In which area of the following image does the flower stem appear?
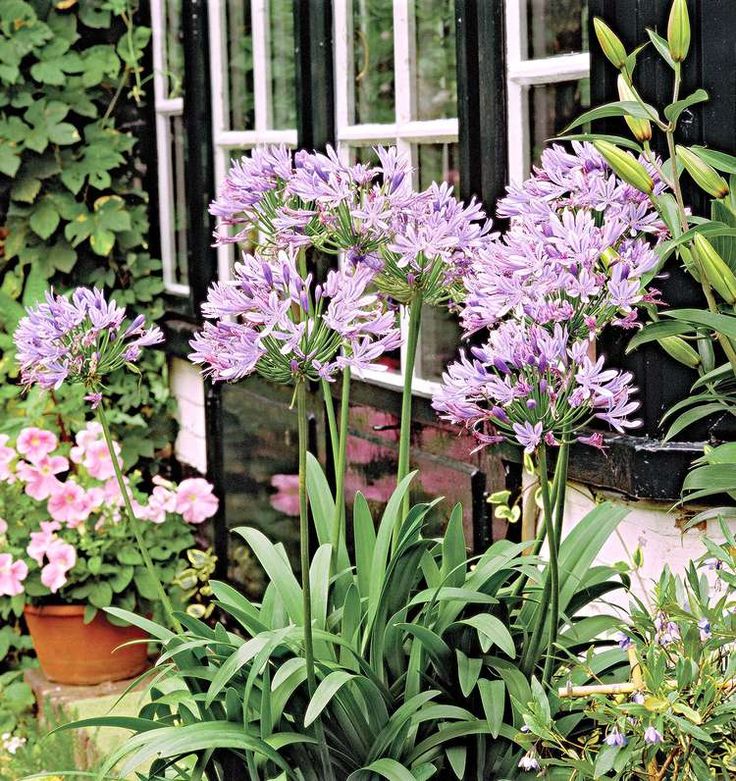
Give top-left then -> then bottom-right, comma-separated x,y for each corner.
321,379 -> 340,484
296,381 -> 333,779
96,402 -> 180,633
552,436 -> 570,547
521,445 -> 559,685
331,369 -> 350,564
396,299 -> 422,533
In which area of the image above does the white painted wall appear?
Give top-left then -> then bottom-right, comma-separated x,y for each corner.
169,357 -> 207,473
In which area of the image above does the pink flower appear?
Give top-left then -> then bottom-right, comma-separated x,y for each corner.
39,540 -> 76,593
16,427 -> 58,463
26,521 -> 61,565
0,435 -> 15,482
79,439 -> 119,481
175,478 -> 219,524
16,455 -> 69,500
47,481 -> 91,528
70,422 -> 104,463
0,553 -> 28,597
141,485 -> 177,524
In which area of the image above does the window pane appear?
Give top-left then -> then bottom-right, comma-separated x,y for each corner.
418,305 -> 461,382
170,115 -> 189,286
226,0 -> 255,130
526,0 -> 589,59
352,0 -> 395,124
528,77 -> 590,166
416,142 -> 459,190
267,0 -> 296,129
414,0 -> 456,120
165,0 -> 184,98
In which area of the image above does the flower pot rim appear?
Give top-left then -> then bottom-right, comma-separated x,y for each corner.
24,603 -> 87,617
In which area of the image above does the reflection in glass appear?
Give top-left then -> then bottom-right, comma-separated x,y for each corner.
528,78 -> 590,166
526,0 -> 588,59
165,0 -> 184,98
267,1 -> 296,129
417,142 -> 460,191
226,0 -> 255,130
352,0 -> 395,124
419,305 -> 461,382
170,115 -> 189,286
414,0 -> 457,120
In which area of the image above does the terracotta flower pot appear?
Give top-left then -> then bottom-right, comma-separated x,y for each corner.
24,604 -> 150,685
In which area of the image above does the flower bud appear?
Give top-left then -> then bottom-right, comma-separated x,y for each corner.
667,0 -> 691,63
676,146 -> 729,199
697,334 -> 716,373
693,233 -> 736,304
599,246 -> 619,268
593,18 -> 627,70
661,336 -> 700,368
593,141 -> 654,194
617,75 -> 652,142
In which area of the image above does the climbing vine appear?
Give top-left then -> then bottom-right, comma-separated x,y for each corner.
0,0 -> 176,466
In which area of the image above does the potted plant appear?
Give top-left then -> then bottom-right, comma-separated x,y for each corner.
0,423 -> 218,685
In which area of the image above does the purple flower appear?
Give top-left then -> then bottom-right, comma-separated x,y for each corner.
518,751 -> 540,771
190,249 -> 400,385
616,631 -> 633,650
654,613 -> 681,646
14,288 -> 162,394
513,421 -> 544,453
644,726 -> 663,745
698,617 -> 711,641
605,727 -> 627,748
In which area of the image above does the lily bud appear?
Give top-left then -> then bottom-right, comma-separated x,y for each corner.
676,145 -> 730,199
693,233 -> 736,304
593,140 -> 654,194
617,75 -> 652,142
667,0 -> 691,63
599,247 -> 619,268
593,18 -> 627,70
697,334 -> 715,373
661,336 -> 700,368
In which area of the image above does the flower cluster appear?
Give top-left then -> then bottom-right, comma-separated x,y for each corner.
209,145 -> 492,305
434,320 -> 640,451
14,288 -> 163,401
0,424 -> 218,603
434,143 -> 666,452
190,248 -> 402,384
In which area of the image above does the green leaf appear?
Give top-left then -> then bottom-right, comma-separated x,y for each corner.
88,581 -> 113,609
46,241 -> 77,273
664,88 -> 709,124
665,403 -> 727,441
10,174 -> 41,203
456,649 -> 482,697
347,759 -> 416,781
29,198 -> 59,239
691,145 -> 736,174
304,670 -> 355,727
478,678 -> 505,738
552,133 -> 643,152
664,309 -> 736,340
626,320 -> 692,351
90,226 -> 115,255
0,142 -> 21,176
562,100 -> 661,134
646,28 -> 676,68
459,614 -> 516,657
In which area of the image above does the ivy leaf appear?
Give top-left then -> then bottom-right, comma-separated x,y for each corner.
10,173 -> 41,202
46,240 -> 77,273
29,197 -> 60,239
0,141 -> 22,176
30,52 -> 84,85
24,99 -> 80,152
81,44 -> 120,87
78,0 -> 112,29
117,26 -> 151,67
90,227 -> 115,255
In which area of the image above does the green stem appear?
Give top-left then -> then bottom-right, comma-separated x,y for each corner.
552,437 -> 570,548
296,381 -> 333,780
396,299 -> 423,535
321,378 -> 339,483
96,402 -> 180,632
521,446 -> 559,684
331,369 -> 350,563
296,381 -> 317,694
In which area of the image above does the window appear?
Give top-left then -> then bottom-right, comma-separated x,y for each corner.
208,0 -> 298,282
333,0 -> 459,395
151,0 -> 189,296
505,0 -> 591,182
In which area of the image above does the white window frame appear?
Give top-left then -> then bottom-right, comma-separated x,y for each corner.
151,0 -> 189,297
505,1 -> 590,183
333,0 -> 458,398
208,0 -> 298,283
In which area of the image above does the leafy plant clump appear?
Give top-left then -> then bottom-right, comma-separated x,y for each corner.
0,0 -> 175,465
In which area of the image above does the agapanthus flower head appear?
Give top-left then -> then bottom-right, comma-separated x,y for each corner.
462,143 -> 666,339
190,248 -> 401,385
14,288 -> 163,399
432,320 -> 640,452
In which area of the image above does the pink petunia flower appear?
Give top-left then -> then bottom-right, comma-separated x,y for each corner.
0,553 -> 28,597
40,540 -> 76,593
175,478 -> 219,524
140,485 -> 177,524
80,439 -> 120,481
26,521 -> 62,565
16,455 -> 69,500
47,481 -> 91,528
70,421 -> 104,463
16,427 -> 58,464
0,435 -> 15,483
